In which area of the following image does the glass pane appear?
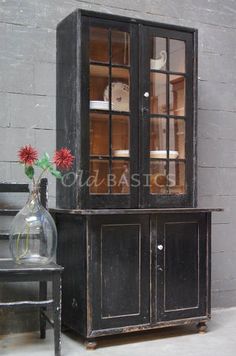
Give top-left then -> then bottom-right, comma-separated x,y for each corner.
89,27 -> 109,63
112,31 -> 130,65
89,160 -> 109,194
104,68 -> 130,112
90,65 -> 109,108
169,161 -> 185,194
169,75 -> 185,116
90,113 -> 109,156
111,160 -> 130,194
169,119 -> 185,159
169,39 -> 185,73
150,160 -> 168,194
150,37 -> 167,71
150,73 -> 167,114
150,118 -> 166,158
112,115 -> 129,157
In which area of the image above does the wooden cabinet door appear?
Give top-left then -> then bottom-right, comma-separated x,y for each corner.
154,213 -> 209,322
88,215 -> 150,332
80,16 -> 139,209
139,24 -> 197,209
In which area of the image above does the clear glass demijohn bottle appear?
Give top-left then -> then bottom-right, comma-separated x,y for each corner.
9,184 -> 57,264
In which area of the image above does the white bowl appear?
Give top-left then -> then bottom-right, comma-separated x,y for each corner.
150,150 -> 179,159
90,101 -> 109,110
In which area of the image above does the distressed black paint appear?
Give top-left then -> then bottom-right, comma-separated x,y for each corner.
55,9 -> 219,347
56,210 -> 211,343
56,9 -> 197,209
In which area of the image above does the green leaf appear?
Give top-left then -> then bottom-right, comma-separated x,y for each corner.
49,168 -> 62,179
44,152 -> 50,161
36,153 -> 50,170
25,165 -> 34,180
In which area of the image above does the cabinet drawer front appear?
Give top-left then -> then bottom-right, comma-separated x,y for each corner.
155,213 -> 208,321
88,215 -> 150,332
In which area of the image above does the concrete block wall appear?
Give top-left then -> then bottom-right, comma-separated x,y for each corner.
0,0 -> 236,331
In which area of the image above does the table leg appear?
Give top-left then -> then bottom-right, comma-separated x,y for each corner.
39,281 -> 47,339
53,273 -> 62,356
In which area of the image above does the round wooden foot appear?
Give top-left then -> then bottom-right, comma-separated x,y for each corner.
197,321 -> 207,334
85,340 -> 98,350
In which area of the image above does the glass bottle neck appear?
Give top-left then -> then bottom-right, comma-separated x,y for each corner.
27,183 -> 41,205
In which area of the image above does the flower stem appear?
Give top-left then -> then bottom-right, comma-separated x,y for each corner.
36,166 -> 50,186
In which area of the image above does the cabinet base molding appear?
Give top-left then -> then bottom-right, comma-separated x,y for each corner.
83,317 -> 209,349
87,316 -> 209,338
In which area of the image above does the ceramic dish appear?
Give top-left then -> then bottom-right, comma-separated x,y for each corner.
150,150 -> 179,159
113,149 -> 130,158
104,82 -> 129,112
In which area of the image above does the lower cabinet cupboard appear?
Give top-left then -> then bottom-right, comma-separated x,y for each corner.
89,215 -> 150,331
155,214 -> 208,322
55,209 -> 215,349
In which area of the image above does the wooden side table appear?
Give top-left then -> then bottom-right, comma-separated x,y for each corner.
0,260 -> 63,356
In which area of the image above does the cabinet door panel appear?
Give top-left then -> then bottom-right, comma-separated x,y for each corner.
165,221 -> 199,310
156,213 -> 208,321
80,16 -> 139,209
88,215 -> 150,331
140,25 -> 196,208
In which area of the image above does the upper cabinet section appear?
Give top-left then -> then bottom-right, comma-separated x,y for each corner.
56,10 -> 197,209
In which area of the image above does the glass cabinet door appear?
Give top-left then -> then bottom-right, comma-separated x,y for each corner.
140,27 -> 194,207
81,18 -> 138,208
57,12 -> 196,210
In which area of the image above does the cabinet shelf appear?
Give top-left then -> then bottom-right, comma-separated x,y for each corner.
90,156 -> 130,160
89,108 -> 130,114
89,104 -> 130,114
90,64 -> 130,79
90,60 -> 130,69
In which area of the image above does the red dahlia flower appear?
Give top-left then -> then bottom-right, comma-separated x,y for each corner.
53,148 -> 74,170
18,145 -> 38,166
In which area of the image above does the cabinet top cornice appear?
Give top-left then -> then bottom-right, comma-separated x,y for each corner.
58,9 -> 198,34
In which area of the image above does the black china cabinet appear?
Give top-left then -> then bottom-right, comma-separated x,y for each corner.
55,9 -> 221,349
